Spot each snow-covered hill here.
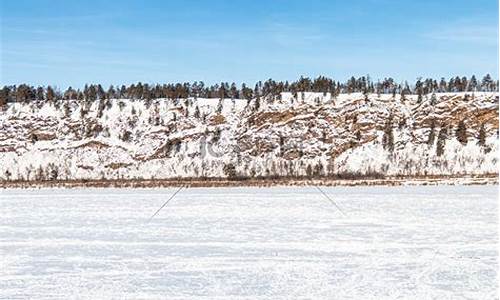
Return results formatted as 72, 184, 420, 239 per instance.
0, 92, 498, 181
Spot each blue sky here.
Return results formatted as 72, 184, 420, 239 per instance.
1, 0, 498, 88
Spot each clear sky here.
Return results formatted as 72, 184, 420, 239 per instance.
1, 0, 498, 88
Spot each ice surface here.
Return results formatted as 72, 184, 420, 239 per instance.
0, 186, 497, 299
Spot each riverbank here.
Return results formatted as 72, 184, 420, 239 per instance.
0, 174, 497, 189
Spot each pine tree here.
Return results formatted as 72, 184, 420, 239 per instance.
194, 106, 200, 119
35, 165, 45, 181
63, 102, 71, 118
436, 126, 447, 156
223, 163, 237, 178
415, 78, 423, 103
97, 99, 105, 118
97, 84, 106, 100
87, 85, 97, 101
0, 87, 8, 108
46, 86, 55, 102
314, 162, 323, 177
382, 117, 394, 152
481, 74, 493, 91
107, 85, 116, 99
455, 119, 467, 145
439, 78, 447, 92
306, 164, 313, 178
469, 75, 478, 91
254, 96, 260, 111
430, 93, 437, 106
427, 119, 436, 146
36, 87, 45, 101
477, 123, 486, 146
216, 99, 223, 114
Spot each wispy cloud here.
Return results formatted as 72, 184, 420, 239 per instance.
258, 21, 329, 48
423, 23, 498, 45
2, 12, 119, 25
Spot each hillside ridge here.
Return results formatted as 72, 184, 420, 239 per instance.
0, 92, 498, 182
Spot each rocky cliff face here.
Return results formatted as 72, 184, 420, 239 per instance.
0, 92, 498, 181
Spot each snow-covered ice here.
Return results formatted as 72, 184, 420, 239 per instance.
0, 186, 497, 299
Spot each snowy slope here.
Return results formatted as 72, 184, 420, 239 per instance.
0, 92, 498, 181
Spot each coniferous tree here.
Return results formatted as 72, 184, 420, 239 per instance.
229, 83, 238, 99
87, 85, 97, 101
455, 119, 467, 145
0, 87, 9, 108
63, 101, 71, 117
477, 123, 486, 147
223, 163, 237, 178
218, 83, 226, 100
439, 78, 447, 92
194, 106, 200, 119
306, 164, 313, 178
97, 84, 106, 100
482, 74, 493, 91
415, 78, 423, 103
436, 126, 448, 156
469, 75, 478, 91
107, 85, 116, 99
216, 99, 223, 114
241, 83, 253, 100
382, 117, 394, 152
36, 87, 45, 101
254, 96, 260, 111
46, 86, 55, 102
1, 74, 497, 106
430, 93, 437, 106
427, 119, 436, 146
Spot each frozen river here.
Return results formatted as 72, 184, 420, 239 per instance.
0, 185, 497, 299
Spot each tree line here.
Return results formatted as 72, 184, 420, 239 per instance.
1, 74, 498, 106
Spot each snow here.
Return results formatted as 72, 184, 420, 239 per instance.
0, 186, 497, 299
0, 92, 497, 180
